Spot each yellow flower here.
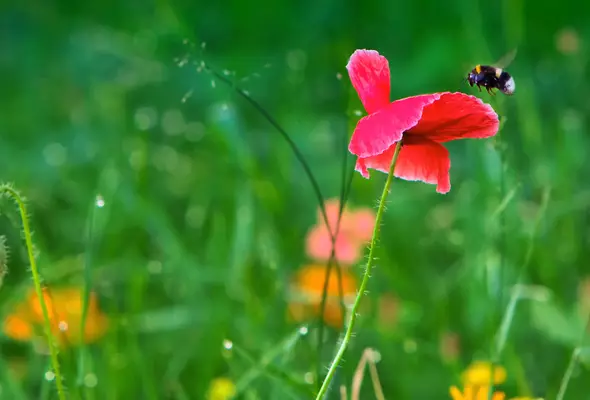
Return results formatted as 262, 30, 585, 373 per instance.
449, 386, 541, 400
462, 361, 507, 386
450, 385, 505, 400
207, 377, 236, 400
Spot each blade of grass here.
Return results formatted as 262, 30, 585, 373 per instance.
232, 327, 311, 397
77, 193, 107, 399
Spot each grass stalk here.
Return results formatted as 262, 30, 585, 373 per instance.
0, 184, 66, 400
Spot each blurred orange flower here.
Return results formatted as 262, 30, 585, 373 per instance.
305, 198, 375, 266
287, 263, 357, 329
440, 331, 460, 363
377, 292, 401, 330
3, 286, 108, 347
577, 276, 590, 316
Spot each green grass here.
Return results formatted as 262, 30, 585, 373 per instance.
1, 0, 590, 398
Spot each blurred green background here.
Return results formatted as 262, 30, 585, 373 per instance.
1, 0, 590, 398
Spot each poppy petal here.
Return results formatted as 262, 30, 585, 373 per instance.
346, 50, 392, 114
407, 92, 499, 142
349, 94, 441, 158
355, 139, 451, 194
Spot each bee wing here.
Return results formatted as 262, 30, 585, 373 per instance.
493, 48, 518, 69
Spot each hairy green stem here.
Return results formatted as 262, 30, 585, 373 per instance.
0, 185, 66, 400
315, 141, 403, 400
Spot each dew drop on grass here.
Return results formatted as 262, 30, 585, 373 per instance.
298, 326, 308, 335
304, 372, 314, 384
177, 57, 188, 68
134, 107, 158, 130
336, 72, 342, 80
96, 195, 105, 208
222, 339, 233, 350
181, 90, 193, 103
45, 371, 55, 381
58, 321, 68, 332
353, 110, 363, 116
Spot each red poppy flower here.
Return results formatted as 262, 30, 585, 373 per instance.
346, 49, 500, 194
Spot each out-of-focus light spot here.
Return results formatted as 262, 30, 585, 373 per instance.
185, 122, 205, 142
223, 339, 233, 350
448, 230, 463, 246
58, 321, 68, 332
555, 27, 580, 55
298, 326, 308, 335
134, 107, 158, 130
186, 206, 205, 228
161, 109, 186, 136
45, 371, 55, 381
96, 195, 105, 208
153, 145, 179, 172
129, 149, 146, 171
403, 338, 417, 353
562, 109, 582, 132
147, 260, 162, 274
336, 73, 343, 80
43, 143, 67, 167
370, 349, 382, 363
304, 372, 314, 384
353, 110, 363, 116
111, 353, 127, 369
287, 49, 307, 71
83, 373, 98, 388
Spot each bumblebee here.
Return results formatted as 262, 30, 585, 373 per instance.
466, 50, 516, 96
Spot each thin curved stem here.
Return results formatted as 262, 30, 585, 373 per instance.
315, 141, 403, 400
0, 185, 66, 400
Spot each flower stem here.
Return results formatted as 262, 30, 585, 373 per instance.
0, 185, 66, 400
315, 140, 403, 400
